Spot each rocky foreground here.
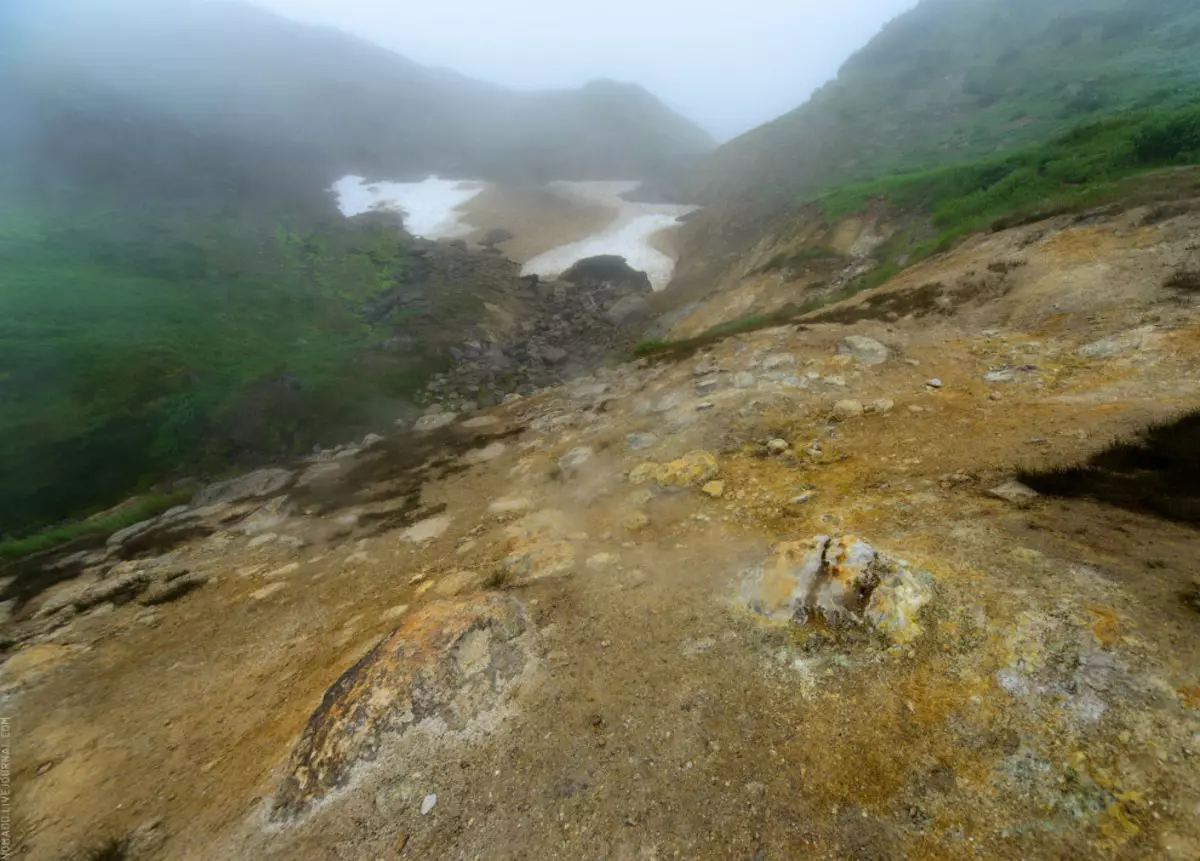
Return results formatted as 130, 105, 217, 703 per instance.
5, 200, 1200, 859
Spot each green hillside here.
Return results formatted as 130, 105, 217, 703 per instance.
0, 72, 527, 537
0, 0, 714, 540
692, 0, 1200, 206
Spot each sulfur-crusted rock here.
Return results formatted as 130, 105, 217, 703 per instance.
740, 535, 934, 645
629, 451, 719, 490
502, 511, 576, 582
271, 595, 537, 821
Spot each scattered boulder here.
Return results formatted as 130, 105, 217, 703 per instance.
621, 510, 650, 531
479, 228, 515, 248
401, 514, 453, 544
988, 481, 1040, 506
138, 572, 211, 606
604, 295, 653, 327
540, 346, 569, 366
1076, 326, 1156, 359
557, 447, 594, 477
762, 354, 796, 370
740, 535, 934, 645
295, 460, 345, 490
625, 432, 658, 452
630, 451, 719, 490
412, 412, 458, 433
702, 480, 726, 499
461, 441, 507, 465
271, 595, 538, 821
106, 504, 242, 559
837, 335, 890, 366
502, 511, 575, 582
868, 399, 895, 414
192, 468, 294, 508
831, 400, 865, 421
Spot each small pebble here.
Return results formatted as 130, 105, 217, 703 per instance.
926, 378, 943, 389
421, 794, 437, 815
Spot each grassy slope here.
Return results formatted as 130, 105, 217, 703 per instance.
0, 192, 445, 534
0, 1, 716, 545
693, 0, 1200, 206
0, 67, 531, 539
640, 101, 1200, 356
657, 0, 1200, 349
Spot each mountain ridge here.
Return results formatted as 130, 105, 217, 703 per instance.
12, 0, 714, 187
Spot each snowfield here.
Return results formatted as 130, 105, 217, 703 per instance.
332, 175, 484, 238
332, 176, 697, 290
520, 181, 698, 291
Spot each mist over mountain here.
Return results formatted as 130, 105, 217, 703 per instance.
690, 0, 1200, 206
9, 0, 714, 189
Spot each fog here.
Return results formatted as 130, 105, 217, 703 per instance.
10, 0, 919, 143
251, 0, 918, 141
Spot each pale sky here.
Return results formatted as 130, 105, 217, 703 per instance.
250, 0, 918, 141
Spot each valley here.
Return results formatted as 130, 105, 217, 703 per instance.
7, 191, 1200, 859
4, 0, 1200, 858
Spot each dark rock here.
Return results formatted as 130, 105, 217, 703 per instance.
560, 255, 652, 294
480, 228, 514, 247
192, 468, 294, 508
138, 572, 210, 606
605, 295, 653, 327
541, 346, 569, 365
271, 595, 537, 821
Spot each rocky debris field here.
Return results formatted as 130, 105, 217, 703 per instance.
420, 255, 656, 411
5, 202, 1200, 860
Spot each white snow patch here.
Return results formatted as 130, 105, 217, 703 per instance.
331, 176, 698, 290
332, 175, 484, 239
521, 181, 698, 291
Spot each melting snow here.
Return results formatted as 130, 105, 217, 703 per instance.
521, 181, 698, 291
331, 176, 698, 290
332, 175, 484, 239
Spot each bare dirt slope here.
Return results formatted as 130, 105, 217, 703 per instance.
6, 201, 1200, 860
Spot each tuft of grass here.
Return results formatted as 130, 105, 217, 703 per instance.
0, 491, 192, 563
752, 247, 843, 275
483, 567, 511, 591
1165, 270, 1200, 293
84, 838, 131, 861
1018, 409, 1200, 525
633, 340, 670, 358
633, 304, 812, 363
